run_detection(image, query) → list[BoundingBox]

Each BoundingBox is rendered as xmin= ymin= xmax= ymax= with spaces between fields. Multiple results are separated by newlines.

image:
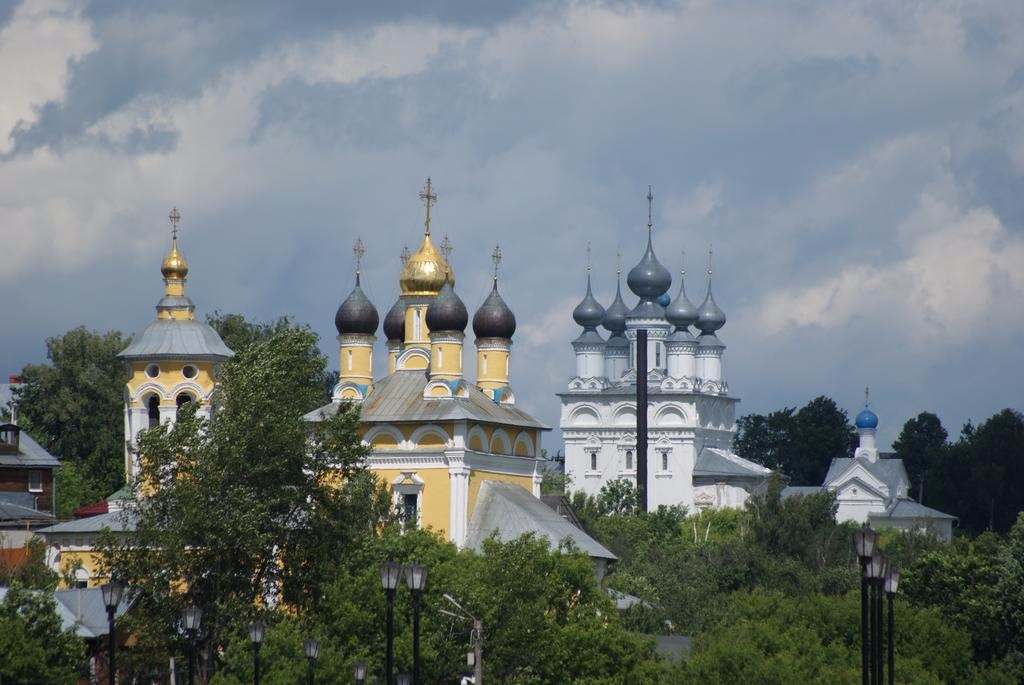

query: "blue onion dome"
xmin=383 ymin=297 xmax=405 ymax=341
xmin=856 ymin=407 xmax=879 ymax=429
xmin=473 ymin=280 xmax=516 ymax=339
xmin=627 ymin=234 xmax=672 ymax=300
xmin=657 ymin=291 xmax=671 ymax=306
xmin=696 ymin=280 xmax=726 ymax=333
xmin=602 ymin=279 xmax=629 ymax=334
xmin=335 ymin=274 xmax=379 ymax=335
xmin=426 ymin=277 xmax=468 ymax=332
xmin=573 ymin=274 xmax=606 ymax=329
xmin=666 ymin=272 xmax=698 ymax=330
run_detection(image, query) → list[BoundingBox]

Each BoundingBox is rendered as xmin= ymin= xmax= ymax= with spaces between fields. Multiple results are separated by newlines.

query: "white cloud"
xmin=0 ymin=0 xmax=97 ymax=154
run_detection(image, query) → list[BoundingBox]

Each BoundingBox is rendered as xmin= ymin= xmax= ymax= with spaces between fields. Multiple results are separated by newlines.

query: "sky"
xmin=2 ymin=0 xmax=1023 ymax=452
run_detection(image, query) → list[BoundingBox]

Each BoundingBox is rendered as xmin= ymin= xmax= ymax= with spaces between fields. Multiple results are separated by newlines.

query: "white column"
xmin=448 ymin=455 xmax=470 ymax=548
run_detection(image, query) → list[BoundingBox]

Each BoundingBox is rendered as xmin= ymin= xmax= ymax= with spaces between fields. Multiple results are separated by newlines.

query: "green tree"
xmin=15 ymin=327 xmax=130 ymax=513
xmin=99 ymin=326 xmax=386 ymax=678
xmin=0 ymin=582 xmax=84 ymax=683
xmin=892 ymin=412 xmax=948 ymax=503
xmin=735 ymin=396 xmax=856 ymax=485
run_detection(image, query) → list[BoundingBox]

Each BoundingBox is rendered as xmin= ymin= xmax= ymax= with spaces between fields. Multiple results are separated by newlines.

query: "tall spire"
xmin=864 ymin=386 xmax=871 ymax=406
xmin=627 ymin=187 xmax=671 ymax=303
xmin=353 ymin=237 xmax=365 ymax=285
xmin=419 ymin=177 xmax=437 ymax=236
xmin=646 ymin=185 xmax=653 ymax=233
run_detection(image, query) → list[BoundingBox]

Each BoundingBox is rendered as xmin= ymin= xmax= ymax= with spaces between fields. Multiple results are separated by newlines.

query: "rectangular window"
xmin=662 ymin=453 xmax=669 ymax=471
xmin=414 ymin=309 xmax=422 ymax=339
xmin=347 ymin=349 xmax=353 ymax=371
xmin=655 ymin=343 xmax=661 ymax=367
xmin=482 ymin=353 xmax=488 ymax=374
xmin=625 ymin=450 xmax=634 ymax=470
xmin=28 ymin=470 xmax=42 ymax=492
xmin=402 ymin=493 xmax=418 ymax=525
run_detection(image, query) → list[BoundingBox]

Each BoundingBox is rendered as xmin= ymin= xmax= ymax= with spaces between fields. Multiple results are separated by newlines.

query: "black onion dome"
xmin=383 ymin=297 xmax=405 ymax=341
xmin=426 ymin=279 xmax=468 ymax=332
xmin=666 ymin=275 xmax=698 ymax=329
xmin=627 ymin=233 xmax=672 ymax=299
xmin=696 ymin=282 xmax=726 ymax=333
xmin=473 ymin=281 xmax=516 ymax=339
xmin=335 ymin=276 xmax=379 ymax=335
xmin=602 ymin=279 xmax=629 ymax=334
xmin=572 ymin=274 xmax=605 ymax=329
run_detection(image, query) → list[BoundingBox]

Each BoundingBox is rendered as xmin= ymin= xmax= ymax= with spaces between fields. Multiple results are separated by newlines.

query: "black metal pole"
xmin=874 ymin=579 xmax=883 ymax=685
xmin=385 ymin=589 xmax=395 ymax=685
xmin=887 ymin=592 xmax=895 ymax=685
xmin=253 ymin=643 xmax=261 ymax=685
xmin=308 ymin=659 xmax=315 ymax=685
xmin=412 ymin=590 xmax=422 ymax=685
xmin=860 ymin=560 xmax=869 ymax=685
xmin=636 ymin=328 xmax=648 ymax=512
xmin=187 ymin=636 xmax=196 ymax=685
xmin=107 ymin=608 xmax=116 ymax=685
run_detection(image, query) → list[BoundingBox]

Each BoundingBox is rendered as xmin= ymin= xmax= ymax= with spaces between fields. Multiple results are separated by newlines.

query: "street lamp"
xmin=249 ymin=621 xmax=265 ymax=685
xmin=354 ymin=660 xmax=367 ymax=684
xmin=100 ymin=580 xmax=123 ymax=685
xmin=884 ymin=565 xmax=900 ymax=685
xmin=380 ymin=561 xmax=403 ymax=685
xmin=406 ymin=563 xmax=428 ymax=685
xmin=853 ymin=525 xmax=879 ymax=685
xmin=181 ymin=604 xmax=203 ymax=685
xmin=397 ymin=674 xmax=411 ymax=685
xmin=866 ymin=551 xmax=888 ymax=685
xmin=304 ymin=636 xmax=320 ymax=685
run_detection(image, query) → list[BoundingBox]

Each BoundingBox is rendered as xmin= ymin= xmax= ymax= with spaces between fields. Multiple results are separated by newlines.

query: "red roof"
xmin=73 ymin=500 xmax=109 ymax=518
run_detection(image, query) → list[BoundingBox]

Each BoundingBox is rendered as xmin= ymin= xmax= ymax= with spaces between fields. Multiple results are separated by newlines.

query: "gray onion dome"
xmin=473 ymin=280 xmax=516 ymax=339
xmin=426 ymin=278 xmax=468 ymax=332
xmin=573 ymin=274 xmax=606 ymax=329
xmin=627 ymin=234 xmax=672 ymax=300
xmin=666 ymin=273 xmax=699 ymax=330
xmin=696 ymin=281 xmax=726 ymax=333
xmin=335 ymin=274 xmax=380 ymax=335
xmin=383 ymin=297 xmax=405 ymax=341
xmin=602 ymin=279 xmax=629 ymax=334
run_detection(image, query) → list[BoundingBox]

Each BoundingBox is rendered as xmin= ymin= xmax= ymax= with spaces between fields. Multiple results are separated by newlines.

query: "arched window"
xmin=655 ymin=343 xmax=661 ymax=367
xmin=482 ymin=353 xmax=488 ymax=374
xmin=438 ymin=347 xmax=444 ymax=367
xmin=176 ymin=393 xmax=193 ymax=417
xmin=590 ymin=452 xmax=597 ymax=470
xmin=625 ymin=450 xmax=633 ymax=470
xmin=147 ymin=395 xmax=160 ymax=428
xmin=414 ymin=309 xmax=422 ymax=339
xmin=662 ymin=452 xmax=669 ymax=471
xmin=347 ymin=349 xmax=353 ymax=371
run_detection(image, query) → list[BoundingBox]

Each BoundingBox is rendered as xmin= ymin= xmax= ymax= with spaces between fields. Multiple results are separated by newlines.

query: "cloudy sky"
xmin=3 ymin=0 xmax=1023 ymax=451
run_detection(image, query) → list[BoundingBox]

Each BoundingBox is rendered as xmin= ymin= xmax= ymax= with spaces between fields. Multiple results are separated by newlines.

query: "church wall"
xmin=126 ymin=360 xmax=216 ymax=408
xmin=372 ymin=466 xmax=452 ymax=535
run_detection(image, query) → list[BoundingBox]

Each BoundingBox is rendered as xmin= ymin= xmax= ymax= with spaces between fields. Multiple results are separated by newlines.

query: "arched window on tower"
xmin=176 ymin=393 xmax=193 ymax=417
xmin=590 ymin=451 xmax=597 ymax=471
xmin=482 ymin=353 xmax=488 ymax=374
xmin=147 ymin=395 xmax=160 ymax=429
xmin=414 ymin=309 xmax=422 ymax=339
xmin=625 ymin=450 xmax=634 ymax=470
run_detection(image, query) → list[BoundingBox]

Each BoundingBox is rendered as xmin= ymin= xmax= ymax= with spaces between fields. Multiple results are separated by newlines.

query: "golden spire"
xmin=400 ymin=178 xmax=454 ymax=295
xmin=160 ymin=206 xmax=189 ymax=280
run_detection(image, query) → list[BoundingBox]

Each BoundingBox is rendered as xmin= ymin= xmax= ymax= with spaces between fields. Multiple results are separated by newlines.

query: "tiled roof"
xmin=466 ymin=480 xmax=615 ymax=561
xmin=305 ymin=370 xmax=548 ymax=430
xmin=870 ymin=498 xmax=957 ymax=521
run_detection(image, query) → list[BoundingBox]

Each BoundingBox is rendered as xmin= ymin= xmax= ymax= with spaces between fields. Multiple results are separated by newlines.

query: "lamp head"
xmin=354 ymin=660 xmax=368 ymax=682
xmin=867 ymin=552 xmax=888 ymax=580
xmin=380 ymin=561 xmax=403 ymax=591
xmin=101 ymin=580 xmax=123 ymax=612
xmin=304 ymin=636 xmax=321 ymax=662
xmin=181 ymin=604 xmax=203 ymax=633
xmin=405 ymin=562 xmax=428 ymax=592
xmin=248 ymin=621 xmax=265 ymax=646
xmin=397 ymin=673 xmax=412 ymax=685
xmin=852 ymin=524 xmax=879 ymax=559
xmin=884 ymin=565 xmax=900 ymax=594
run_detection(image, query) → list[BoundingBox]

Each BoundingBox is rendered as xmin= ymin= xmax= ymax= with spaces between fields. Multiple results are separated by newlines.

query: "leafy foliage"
xmin=892 ymin=411 xmax=948 ymax=501
xmin=14 ymin=327 xmax=130 ymax=513
xmin=0 ymin=582 xmax=84 ymax=683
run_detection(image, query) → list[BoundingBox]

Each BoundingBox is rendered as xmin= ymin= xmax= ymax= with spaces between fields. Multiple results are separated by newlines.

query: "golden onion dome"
xmin=161 ymin=237 xmax=189 ymax=280
xmin=400 ymin=234 xmax=454 ymax=295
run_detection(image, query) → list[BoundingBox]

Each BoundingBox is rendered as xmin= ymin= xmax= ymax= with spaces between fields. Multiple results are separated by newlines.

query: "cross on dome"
xmin=419 ymin=177 xmax=437 ymax=235
xmin=616 ymin=249 xmax=622 ymax=276
xmin=586 ymin=242 xmax=592 ymax=273
xmin=492 ymin=244 xmax=502 ymax=281
xmin=440 ymin=234 xmax=452 ymax=260
xmin=353 ymin=237 xmax=365 ymax=273
xmin=646 ymin=186 xmax=654 ymax=231
xmin=400 ymin=245 xmax=410 ymax=265
xmin=169 ymin=206 xmax=181 ymax=239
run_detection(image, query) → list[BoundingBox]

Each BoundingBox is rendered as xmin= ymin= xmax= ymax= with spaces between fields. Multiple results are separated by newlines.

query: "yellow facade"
xmin=125 ymin=360 xmax=217 ymax=408
xmin=429 ymin=336 xmax=464 ymax=380
xmin=338 ymin=335 xmax=374 ymax=385
xmin=476 ymin=343 xmax=510 ymax=392
xmin=372 ymin=466 xmax=452 ymax=535
xmin=404 ymin=304 xmax=431 ymax=346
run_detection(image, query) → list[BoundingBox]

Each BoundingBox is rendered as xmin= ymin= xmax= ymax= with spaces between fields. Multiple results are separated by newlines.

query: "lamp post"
xmin=304 ymin=636 xmax=320 ymax=685
xmin=181 ymin=605 xmax=203 ymax=685
xmin=866 ymin=552 xmax=888 ymax=685
xmin=248 ymin=621 xmax=265 ymax=685
xmin=380 ymin=561 xmax=403 ymax=685
xmin=885 ymin=565 xmax=900 ymax=685
xmin=100 ymin=580 xmax=123 ymax=685
xmin=354 ymin=660 xmax=367 ymax=684
xmin=397 ymin=674 xmax=411 ymax=685
xmin=406 ymin=563 xmax=428 ymax=685
xmin=853 ymin=525 xmax=878 ymax=685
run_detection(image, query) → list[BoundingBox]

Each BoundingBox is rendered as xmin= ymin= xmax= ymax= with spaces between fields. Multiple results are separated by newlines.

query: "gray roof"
xmin=0 ymin=587 xmax=131 ymax=639
xmin=118 ymin=318 xmax=233 ymax=361
xmin=0 ymin=426 xmax=60 ymax=468
xmin=305 ymin=370 xmax=548 ymax=430
xmin=824 ymin=457 xmax=907 ymax=496
xmin=870 ymin=498 xmax=957 ymax=521
xmin=466 ymin=480 xmax=615 ymax=561
xmin=693 ymin=447 xmax=771 ymax=479
xmin=37 ymin=509 xmax=138 ymax=535
xmin=0 ymin=494 xmax=54 ymax=523
xmin=781 ymin=485 xmax=825 ymax=499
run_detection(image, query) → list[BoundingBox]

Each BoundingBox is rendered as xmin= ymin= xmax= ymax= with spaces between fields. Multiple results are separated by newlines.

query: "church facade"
xmin=559 ymin=198 xmax=770 ymax=511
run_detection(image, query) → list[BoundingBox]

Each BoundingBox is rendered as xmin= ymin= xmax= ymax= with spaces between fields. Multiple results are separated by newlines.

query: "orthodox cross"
xmin=353 ymin=237 xmax=365 ymax=275
xmin=681 ymin=249 xmax=687 ymax=277
xmin=586 ymin=242 xmax=592 ymax=273
xmin=864 ymin=386 xmax=871 ymax=406
xmin=616 ymin=249 xmax=622 ymax=277
xmin=440 ymin=234 xmax=452 ymax=260
xmin=492 ymin=244 xmax=502 ymax=281
xmin=420 ymin=177 xmax=437 ymax=235
xmin=400 ymin=245 xmax=410 ymax=265
xmin=169 ymin=206 xmax=181 ymax=239
xmin=646 ymin=186 xmax=653 ymax=231
xmin=707 ymin=246 xmax=714 ymax=276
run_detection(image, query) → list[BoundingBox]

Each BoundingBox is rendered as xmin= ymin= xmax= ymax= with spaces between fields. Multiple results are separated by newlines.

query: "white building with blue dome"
xmin=559 ymin=198 xmax=771 ymax=511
